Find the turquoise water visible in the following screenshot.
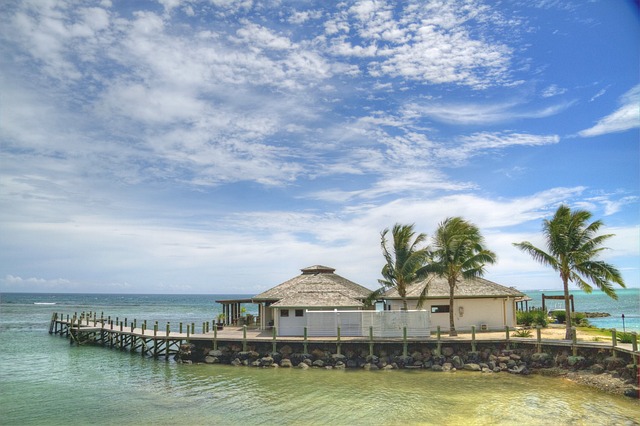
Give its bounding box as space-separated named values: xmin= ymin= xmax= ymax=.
xmin=524 ymin=288 xmax=640 ymax=332
xmin=0 ymin=291 xmax=638 ymax=425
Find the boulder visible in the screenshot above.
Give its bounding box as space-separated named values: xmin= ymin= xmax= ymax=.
xmin=204 ymin=356 xmax=219 ymax=364
xmin=590 ymin=364 xmax=605 ymax=374
xmin=260 ymin=356 xmax=274 ymax=367
xmin=509 ymin=365 xmax=529 ymax=375
xmin=431 ymin=364 xmax=444 ymax=372
xmin=463 ymin=363 xmax=481 ymax=372
xmin=451 ymin=356 xmax=464 ymax=369
xmin=312 ymin=359 xmax=325 ymax=368
xmin=298 ymin=362 xmax=309 ymax=369
xmin=280 ymin=359 xmax=293 ymax=368
xmin=567 ymin=356 xmax=586 ymax=368
xmin=332 ymin=354 xmax=346 ymax=363
xmin=442 ymin=347 xmax=455 ymax=357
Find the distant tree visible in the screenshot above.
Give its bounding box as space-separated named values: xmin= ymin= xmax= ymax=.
xmin=378 ymin=223 xmax=429 ymax=310
xmin=513 ymin=205 xmax=625 ymax=340
xmin=426 ymin=217 xmax=497 ymax=336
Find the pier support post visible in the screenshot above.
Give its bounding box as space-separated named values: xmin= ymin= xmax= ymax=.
xmin=154 ymin=322 xmax=158 ymax=338
xmin=369 ymin=326 xmax=374 ymax=357
xmin=166 ymin=322 xmax=170 ymax=336
xmin=436 ymin=326 xmax=441 ymax=356
xmin=303 ymin=327 xmax=308 ymax=354
xmin=242 ymin=325 xmax=247 ymax=352
xmin=505 ymin=326 xmax=510 ymax=350
xmin=180 ymin=323 xmax=183 ymax=334
xmin=336 ymin=326 xmax=341 ymax=355
xmin=213 ymin=326 xmax=217 ymax=351
xmin=402 ymin=327 xmax=408 ymax=357
xmin=272 ymin=326 xmax=277 ymax=353
xmin=471 ymin=326 xmax=477 ymax=352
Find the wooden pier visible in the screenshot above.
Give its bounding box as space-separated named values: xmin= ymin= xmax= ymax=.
xmin=49 ymin=311 xmax=639 ymax=364
xmin=49 ymin=312 xmax=191 ymax=358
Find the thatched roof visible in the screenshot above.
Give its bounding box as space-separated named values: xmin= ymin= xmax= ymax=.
xmin=383 ymin=276 xmax=524 ymax=299
xmin=253 ymin=265 xmax=372 ymax=308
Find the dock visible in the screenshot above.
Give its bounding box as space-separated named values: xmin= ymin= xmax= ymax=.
xmin=49 ymin=311 xmax=639 ymax=363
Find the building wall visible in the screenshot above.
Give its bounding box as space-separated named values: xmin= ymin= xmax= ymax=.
xmin=385 ymin=297 xmax=517 ymax=331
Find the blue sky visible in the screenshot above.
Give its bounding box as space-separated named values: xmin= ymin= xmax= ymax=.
xmin=1 ymin=0 xmax=638 ymax=295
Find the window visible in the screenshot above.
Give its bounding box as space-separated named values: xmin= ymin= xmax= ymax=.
xmin=295 ymin=309 xmax=304 ymax=317
xmin=280 ymin=309 xmax=289 ymax=317
xmin=431 ymin=305 xmax=450 ymax=313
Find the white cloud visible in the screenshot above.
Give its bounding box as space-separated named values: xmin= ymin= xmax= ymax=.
xmin=440 ymin=132 xmax=560 ymax=163
xmin=579 ymin=84 xmax=640 ymax=137
xmin=405 ymin=99 xmax=574 ymax=125
xmin=541 ymin=84 xmax=567 ymax=98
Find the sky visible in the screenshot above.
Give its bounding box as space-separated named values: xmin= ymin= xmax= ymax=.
xmin=0 ymin=0 xmax=638 ymax=295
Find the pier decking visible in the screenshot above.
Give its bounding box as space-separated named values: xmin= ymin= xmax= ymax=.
xmin=49 ymin=311 xmax=639 ymax=362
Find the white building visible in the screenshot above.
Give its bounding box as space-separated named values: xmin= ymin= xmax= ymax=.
xmin=382 ymin=276 xmax=524 ymax=332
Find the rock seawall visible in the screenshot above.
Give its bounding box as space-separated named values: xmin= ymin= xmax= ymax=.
xmin=176 ymin=340 xmax=638 ymax=398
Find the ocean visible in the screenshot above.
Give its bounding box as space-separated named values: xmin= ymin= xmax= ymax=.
xmin=0 ymin=290 xmax=638 ymax=425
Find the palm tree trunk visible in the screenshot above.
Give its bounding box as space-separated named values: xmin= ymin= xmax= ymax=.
xmin=448 ymin=281 xmax=457 ymax=336
xmin=563 ymin=277 xmax=572 ymax=340
xmin=402 ymin=298 xmax=408 ymax=311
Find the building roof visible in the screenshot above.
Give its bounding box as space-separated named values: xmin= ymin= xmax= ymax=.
xmin=383 ymin=276 xmax=524 ymax=299
xmin=252 ymin=265 xmax=372 ymax=308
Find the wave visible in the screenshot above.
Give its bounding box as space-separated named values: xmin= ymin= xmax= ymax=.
xmin=33 ymin=302 xmax=56 ymax=305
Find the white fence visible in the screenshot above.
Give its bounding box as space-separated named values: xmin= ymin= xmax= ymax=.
xmin=305 ymin=310 xmax=430 ymax=338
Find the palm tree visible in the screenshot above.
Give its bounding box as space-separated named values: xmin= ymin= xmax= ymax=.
xmin=513 ymin=205 xmax=625 ymax=339
xmin=427 ymin=217 xmax=497 ymax=336
xmin=379 ymin=223 xmax=429 ymax=310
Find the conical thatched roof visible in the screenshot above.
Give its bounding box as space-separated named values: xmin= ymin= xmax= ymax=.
xmin=253 ymin=265 xmax=372 ymax=308
xmin=383 ymin=276 xmax=524 ymax=299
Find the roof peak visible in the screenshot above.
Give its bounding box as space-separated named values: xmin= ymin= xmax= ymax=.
xmin=301 ymin=265 xmax=336 ymax=275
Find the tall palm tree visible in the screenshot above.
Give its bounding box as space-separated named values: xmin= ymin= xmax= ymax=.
xmin=379 ymin=223 xmax=429 ymax=310
xmin=513 ymin=205 xmax=625 ymax=340
xmin=427 ymin=217 xmax=497 ymax=336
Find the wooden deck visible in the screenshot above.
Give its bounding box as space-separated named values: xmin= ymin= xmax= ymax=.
xmin=49 ymin=312 xmax=639 ymax=361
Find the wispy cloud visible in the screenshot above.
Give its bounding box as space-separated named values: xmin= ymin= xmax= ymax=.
xmin=578 ymin=84 xmax=640 ymax=137
xmin=404 ymin=99 xmax=574 ymax=125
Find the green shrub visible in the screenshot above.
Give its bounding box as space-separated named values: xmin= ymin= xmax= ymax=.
xmin=572 ymin=312 xmax=590 ymax=327
xmin=512 ymin=328 xmax=532 ymax=338
xmin=517 ymin=309 xmax=548 ymax=327
xmin=531 ymin=310 xmax=548 ymax=327
xmin=517 ymin=310 xmax=534 ymax=326
xmin=617 ymin=332 xmax=634 ymax=343
xmin=553 ymin=310 xmax=566 ymax=324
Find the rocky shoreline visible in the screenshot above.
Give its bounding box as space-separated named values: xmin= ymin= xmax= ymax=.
xmin=177 ymin=341 xmax=639 ymax=399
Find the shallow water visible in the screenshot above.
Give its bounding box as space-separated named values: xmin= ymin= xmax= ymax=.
xmin=0 ymin=292 xmax=638 ymax=425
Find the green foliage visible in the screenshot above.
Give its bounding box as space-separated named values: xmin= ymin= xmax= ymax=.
xmin=379 ymin=223 xmax=429 ymax=310
xmin=512 ymin=328 xmax=532 ymax=338
xmin=516 ymin=309 xmax=548 ymax=327
xmin=426 ymin=217 xmax=497 ymax=336
xmin=616 ymin=332 xmax=634 ymax=343
xmin=513 ymin=204 xmax=626 ymax=339
xmin=553 ymin=310 xmax=566 ymax=324
xmin=572 ymin=312 xmax=590 ymax=327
